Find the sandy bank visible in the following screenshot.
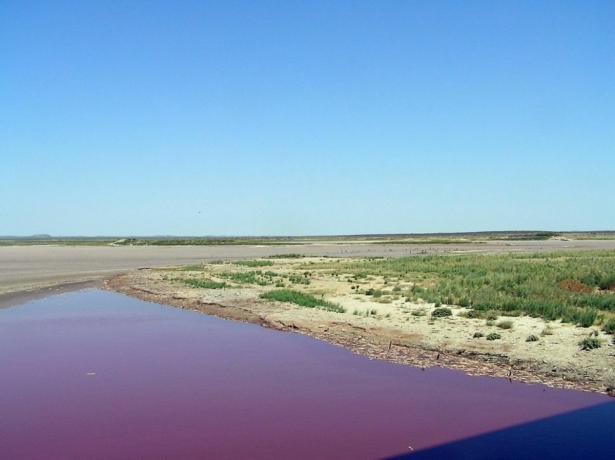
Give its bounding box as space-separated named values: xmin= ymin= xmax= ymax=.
xmin=107 ymin=259 xmax=615 ymax=395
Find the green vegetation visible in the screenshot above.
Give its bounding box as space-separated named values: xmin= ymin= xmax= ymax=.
xmin=179 ymin=264 xmax=208 ymax=271
xmin=497 ymin=320 xmax=514 ymax=329
xmin=307 ymin=250 xmax=615 ymax=327
xmin=579 ymin=336 xmax=602 ymax=350
xmin=181 ymin=278 xmax=227 ymax=289
xmin=526 ymin=334 xmax=539 ymax=342
xmin=473 ymin=332 xmax=484 ymax=338
xmin=233 ymin=260 xmax=274 ymax=267
xmin=432 ymin=307 xmax=453 ymax=318
xmin=287 ymin=274 xmax=310 ymax=285
xmin=486 ymin=333 xmax=501 ymax=341
xmin=260 ymin=289 xmax=345 ymax=313
xmin=267 ymin=253 xmax=305 ymax=259
xmin=603 ymin=318 xmax=615 ymax=335
xmin=219 ymin=271 xmax=278 ymax=286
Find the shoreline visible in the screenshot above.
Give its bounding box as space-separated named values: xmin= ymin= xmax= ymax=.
xmin=0 ymin=279 xmax=106 ymax=309
xmin=106 ymin=272 xmax=614 ymax=396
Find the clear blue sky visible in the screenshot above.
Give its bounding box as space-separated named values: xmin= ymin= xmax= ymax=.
xmin=1 ymin=1 xmax=613 ymax=236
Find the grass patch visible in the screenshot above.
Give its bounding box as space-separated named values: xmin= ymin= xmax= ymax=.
xmin=181 ymin=278 xmax=227 ymax=289
xmin=219 ymin=271 xmax=277 ymax=286
xmin=497 ymin=320 xmax=514 ymax=329
xmin=526 ymin=334 xmax=539 ymax=342
xmin=603 ymin=318 xmax=615 ymax=335
xmin=304 ymin=250 xmax=615 ymax=327
xmin=233 ymin=260 xmax=274 ymax=267
xmin=579 ymin=337 xmax=602 ymax=350
xmin=267 ymin=253 xmax=305 ymax=259
xmin=486 ymin=333 xmax=501 ymax=341
xmin=260 ymin=289 xmax=345 ymax=313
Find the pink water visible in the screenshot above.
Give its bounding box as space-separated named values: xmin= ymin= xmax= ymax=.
xmin=0 ymin=290 xmax=609 ymax=459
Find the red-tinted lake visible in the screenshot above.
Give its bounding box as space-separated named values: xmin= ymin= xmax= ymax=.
xmin=0 ymin=290 xmax=610 ymax=459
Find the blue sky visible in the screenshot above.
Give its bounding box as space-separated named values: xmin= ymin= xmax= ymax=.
xmin=1 ymin=1 xmax=613 ymax=236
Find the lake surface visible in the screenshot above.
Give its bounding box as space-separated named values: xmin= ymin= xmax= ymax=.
xmin=0 ymin=290 xmax=611 ymax=459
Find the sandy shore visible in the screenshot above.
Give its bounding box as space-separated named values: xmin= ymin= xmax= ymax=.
xmin=107 ymin=257 xmax=615 ymax=395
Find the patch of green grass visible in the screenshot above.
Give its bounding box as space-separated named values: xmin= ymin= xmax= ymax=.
xmin=233 ymin=260 xmax=274 ymax=267
xmin=305 ymin=250 xmax=615 ymax=327
xmin=287 ymin=274 xmax=310 ymax=285
xmin=260 ymin=289 xmax=345 ymax=313
xmin=579 ymin=336 xmax=602 ymax=350
xmin=267 ymin=253 xmax=305 ymax=259
xmin=486 ymin=333 xmax=501 ymax=341
xmin=219 ymin=271 xmax=277 ymax=286
xmin=181 ymin=278 xmax=227 ymax=289
xmin=497 ymin=320 xmax=514 ymax=329
xmin=603 ymin=318 xmax=615 ymax=335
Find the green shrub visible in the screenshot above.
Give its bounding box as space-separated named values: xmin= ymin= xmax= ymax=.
xmin=219 ymin=271 xmax=276 ymax=286
xmin=497 ymin=320 xmax=514 ymax=329
xmin=526 ymin=334 xmax=539 ymax=342
xmin=288 ymin=274 xmax=310 ymax=285
xmin=182 ymin=278 xmax=226 ymax=289
xmin=473 ymin=332 xmax=484 ymax=338
xmin=260 ymin=289 xmax=345 ymax=313
xmin=432 ymin=307 xmax=453 ymax=317
xmin=603 ymin=318 xmax=615 ymax=335
xmin=579 ymin=337 xmax=602 ymax=350
xmin=486 ymin=333 xmax=501 ymax=341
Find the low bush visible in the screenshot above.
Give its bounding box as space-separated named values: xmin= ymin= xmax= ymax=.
xmin=260 ymin=289 xmax=345 ymax=313
xmin=579 ymin=337 xmax=602 ymax=350
xmin=182 ymin=278 xmax=226 ymax=289
xmin=497 ymin=320 xmax=514 ymax=329
xmin=526 ymin=334 xmax=539 ymax=342
xmin=432 ymin=307 xmax=453 ymax=318
xmin=473 ymin=332 xmax=484 ymax=338
xmin=486 ymin=333 xmax=501 ymax=341
xmin=603 ymin=318 xmax=615 ymax=335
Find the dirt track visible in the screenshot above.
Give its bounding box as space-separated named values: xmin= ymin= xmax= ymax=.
xmin=2 ymin=239 xmax=615 ymax=303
